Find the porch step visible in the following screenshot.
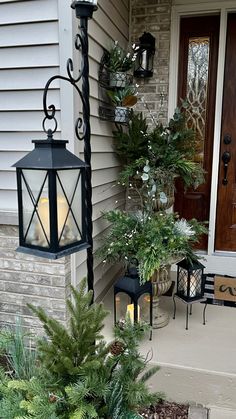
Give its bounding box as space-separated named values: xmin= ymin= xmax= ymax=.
xmin=208 ymin=406 xmax=236 ymax=419
xmin=146 ymin=363 xmax=236 ymax=411
xmin=188 ymin=405 xmax=236 ymax=418
xmin=189 ymin=405 xmax=208 ymax=419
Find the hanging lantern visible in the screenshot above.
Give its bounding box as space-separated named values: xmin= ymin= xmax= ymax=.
xmin=114 ymin=262 xmax=153 ymax=336
xmin=176 ymin=259 xmax=205 ymax=302
xmin=134 ymin=32 xmax=156 ymax=78
xmin=13 ymin=130 xmax=89 ymax=259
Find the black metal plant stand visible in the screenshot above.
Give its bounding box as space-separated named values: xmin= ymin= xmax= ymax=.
xmin=173 ymin=294 xmax=206 ymax=330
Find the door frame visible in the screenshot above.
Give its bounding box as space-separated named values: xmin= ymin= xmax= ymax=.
xmin=169 ymin=0 xmax=236 ymax=274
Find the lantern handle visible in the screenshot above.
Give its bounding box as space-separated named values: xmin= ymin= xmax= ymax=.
xmin=128 ymin=257 xmax=139 ymax=267
xmin=126 ymin=258 xmax=139 ymax=278
xmin=42 ymin=116 xmax=58 ymax=135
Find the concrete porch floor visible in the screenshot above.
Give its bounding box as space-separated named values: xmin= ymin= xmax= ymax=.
xmin=102 ymin=284 xmax=236 ymax=415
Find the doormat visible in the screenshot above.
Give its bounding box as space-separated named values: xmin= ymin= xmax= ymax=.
xmin=203 ymin=274 xmax=236 ymax=307
xmin=214 ymin=275 xmax=236 ymax=302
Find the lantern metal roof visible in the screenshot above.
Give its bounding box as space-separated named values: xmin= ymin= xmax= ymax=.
xmin=13 ymin=131 xmax=88 ymax=170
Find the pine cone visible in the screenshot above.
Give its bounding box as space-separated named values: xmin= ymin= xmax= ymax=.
xmin=109 ymin=340 xmax=125 ymax=356
xmin=116 ymin=319 xmax=126 ymax=330
xmin=49 ymin=393 xmax=57 ymax=403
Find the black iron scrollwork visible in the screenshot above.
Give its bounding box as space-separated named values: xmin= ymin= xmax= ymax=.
xmin=42 ymin=70 xmax=87 ymax=142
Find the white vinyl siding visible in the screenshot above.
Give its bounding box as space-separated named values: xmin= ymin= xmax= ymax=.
xmin=0 ymin=0 xmax=60 ymax=213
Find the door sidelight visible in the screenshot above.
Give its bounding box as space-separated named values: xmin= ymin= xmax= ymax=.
xmin=222 ymin=151 xmax=231 ymax=185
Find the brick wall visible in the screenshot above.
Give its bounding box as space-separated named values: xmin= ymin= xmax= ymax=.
xmin=0 ymin=225 xmax=71 ymax=334
xmin=131 ymin=0 xmax=172 ymax=125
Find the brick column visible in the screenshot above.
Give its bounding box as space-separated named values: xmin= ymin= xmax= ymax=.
xmin=0 ymin=225 xmax=71 ymax=334
xmin=131 ymin=0 xmax=172 ymax=125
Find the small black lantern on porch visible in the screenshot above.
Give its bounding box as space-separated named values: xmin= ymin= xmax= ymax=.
xmin=176 ymin=259 xmax=205 ymax=302
xmin=114 ymin=262 xmax=153 ymax=337
xmin=13 ymin=130 xmax=89 ymax=260
xmin=134 ymin=32 xmax=156 ymax=78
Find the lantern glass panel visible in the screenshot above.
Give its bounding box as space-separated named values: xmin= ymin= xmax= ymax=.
xmin=115 ymin=292 xmax=130 ymax=322
xmin=56 ymin=169 xmax=82 ymax=247
xmin=22 ymin=169 xmax=50 ymax=247
xmin=141 ymin=50 xmax=148 ymax=71
xmin=178 ymin=267 xmax=203 ymax=298
xmin=138 ymin=293 xmax=151 ymax=323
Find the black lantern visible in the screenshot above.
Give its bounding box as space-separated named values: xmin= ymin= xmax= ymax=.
xmin=176 ymin=259 xmax=205 ymax=302
xmin=134 ymin=32 xmax=156 ymax=78
xmin=13 ymin=130 xmax=89 ymax=259
xmin=114 ymin=264 xmax=153 ymax=337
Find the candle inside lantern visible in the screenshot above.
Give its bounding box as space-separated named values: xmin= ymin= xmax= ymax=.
xmin=183 ymin=275 xmax=197 ymax=297
xmin=37 ymin=197 xmax=50 ymax=246
xmin=126 ymin=304 xmax=140 ymax=324
xmin=57 ymin=196 xmax=70 ymax=240
xmin=35 ymin=196 xmax=69 ymax=246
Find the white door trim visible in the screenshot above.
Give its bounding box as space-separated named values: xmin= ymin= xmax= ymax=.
xmin=208 ymin=9 xmax=227 ymax=255
xmin=168 ymin=1 xmax=236 ymax=273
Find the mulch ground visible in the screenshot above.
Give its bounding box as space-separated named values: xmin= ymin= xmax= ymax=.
xmin=139 ymin=401 xmax=189 ymax=418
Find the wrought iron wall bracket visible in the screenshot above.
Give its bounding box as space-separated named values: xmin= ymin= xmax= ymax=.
xmin=42 ymin=5 xmax=95 ymax=295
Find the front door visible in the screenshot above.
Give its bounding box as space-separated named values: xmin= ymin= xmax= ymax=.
xmin=215 ymin=13 xmax=236 ymax=252
xmin=174 ymin=15 xmax=220 ymax=250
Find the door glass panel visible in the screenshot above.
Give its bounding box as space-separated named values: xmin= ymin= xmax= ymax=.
xmin=186 ymin=37 xmax=210 ymax=164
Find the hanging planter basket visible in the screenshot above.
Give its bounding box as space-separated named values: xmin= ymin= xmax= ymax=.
xmin=109 ymin=71 xmax=133 ymax=88
xmin=114 ymin=106 xmax=130 ymax=123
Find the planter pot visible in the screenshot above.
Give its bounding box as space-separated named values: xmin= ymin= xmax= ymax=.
xmin=109 ymin=71 xmax=128 ymax=88
xmin=114 ymin=106 xmax=129 ymax=123
xmin=151 ymin=266 xmax=172 ymax=328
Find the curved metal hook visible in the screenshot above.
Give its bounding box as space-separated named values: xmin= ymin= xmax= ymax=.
xmin=43 ymin=73 xmax=87 ymax=142
xmin=73 ymin=82 xmax=88 ymax=141
xmin=42 ymin=23 xmax=89 ymax=142
xmin=75 ymin=117 xmax=87 ymax=141
xmin=67 ymin=33 xmax=85 ymax=83
xmin=43 ymin=75 xmax=70 ymax=120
